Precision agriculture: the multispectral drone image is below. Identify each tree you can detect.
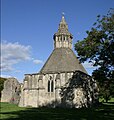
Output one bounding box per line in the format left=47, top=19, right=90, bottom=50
left=0, top=77, right=7, bottom=99
left=75, top=8, right=114, bottom=102
left=92, top=67, right=114, bottom=102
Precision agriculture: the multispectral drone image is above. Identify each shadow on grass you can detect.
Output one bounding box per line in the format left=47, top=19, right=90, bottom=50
left=1, top=103, right=114, bottom=120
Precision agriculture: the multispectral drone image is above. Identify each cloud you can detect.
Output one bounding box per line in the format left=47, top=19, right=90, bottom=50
left=1, top=41, right=43, bottom=72
left=33, top=59, right=43, bottom=64
left=0, top=74, right=13, bottom=78
left=1, top=41, right=31, bottom=72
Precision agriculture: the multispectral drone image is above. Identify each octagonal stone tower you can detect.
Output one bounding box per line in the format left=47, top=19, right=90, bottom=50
left=40, top=15, right=87, bottom=74
left=54, top=15, right=73, bottom=49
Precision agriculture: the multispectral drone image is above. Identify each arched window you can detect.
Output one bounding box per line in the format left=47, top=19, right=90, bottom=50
left=51, top=80, right=54, bottom=92
left=48, top=80, right=50, bottom=92
left=48, top=78, right=54, bottom=93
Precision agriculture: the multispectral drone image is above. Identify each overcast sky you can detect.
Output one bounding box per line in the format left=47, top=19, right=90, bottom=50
left=1, top=0, right=114, bottom=82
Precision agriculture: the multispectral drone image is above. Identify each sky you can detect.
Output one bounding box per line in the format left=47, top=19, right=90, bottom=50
left=1, top=0, right=114, bottom=82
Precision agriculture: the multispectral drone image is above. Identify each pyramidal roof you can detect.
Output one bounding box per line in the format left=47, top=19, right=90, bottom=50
left=40, top=48, right=87, bottom=73
left=40, top=15, right=87, bottom=74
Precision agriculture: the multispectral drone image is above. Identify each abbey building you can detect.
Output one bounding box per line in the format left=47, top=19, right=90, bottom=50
left=1, top=15, right=98, bottom=108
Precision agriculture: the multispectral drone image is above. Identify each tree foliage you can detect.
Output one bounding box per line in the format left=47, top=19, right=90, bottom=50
left=0, top=77, right=7, bottom=99
left=75, top=8, right=114, bottom=102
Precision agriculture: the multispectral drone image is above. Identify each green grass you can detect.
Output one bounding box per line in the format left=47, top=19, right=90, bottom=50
left=99, top=97, right=114, bottom=103
left=109, top=98, right=114, bottom=102
left=0, top=102, right=26, bottom=119
left=0, top=102, right=114, bottom=120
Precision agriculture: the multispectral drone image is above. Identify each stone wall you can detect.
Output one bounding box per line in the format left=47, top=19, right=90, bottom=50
left=19, top=72, right=74, bottom=107
left=19, top=71, right=98, bottom=108
left=1, top=78, right=21, bottom=104
left=60, top=71, right=99, bottom=108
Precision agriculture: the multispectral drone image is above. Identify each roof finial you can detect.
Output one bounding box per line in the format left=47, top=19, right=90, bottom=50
left=61, top=12, right=66, bottom=23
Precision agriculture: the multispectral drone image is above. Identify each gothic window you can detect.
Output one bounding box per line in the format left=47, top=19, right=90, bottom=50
left=51, top=80, right=54, bottom=92
left=48, top=77, right=54, bottom=92
left=48, top=80, right=50, bottom=92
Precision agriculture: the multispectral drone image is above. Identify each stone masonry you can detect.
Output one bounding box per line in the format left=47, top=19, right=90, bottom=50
left=1, top=78, right=21, bottom=104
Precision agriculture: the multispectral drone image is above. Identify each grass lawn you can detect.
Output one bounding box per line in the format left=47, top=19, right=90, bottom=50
left=0, top=102, right=114, bottom=120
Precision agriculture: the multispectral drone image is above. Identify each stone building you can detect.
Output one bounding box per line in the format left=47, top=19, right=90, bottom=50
left=19, top=16, right=98, bottom=108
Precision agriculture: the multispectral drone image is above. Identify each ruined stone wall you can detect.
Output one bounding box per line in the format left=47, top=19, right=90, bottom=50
left=1, top=78, right=21, bottom=104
